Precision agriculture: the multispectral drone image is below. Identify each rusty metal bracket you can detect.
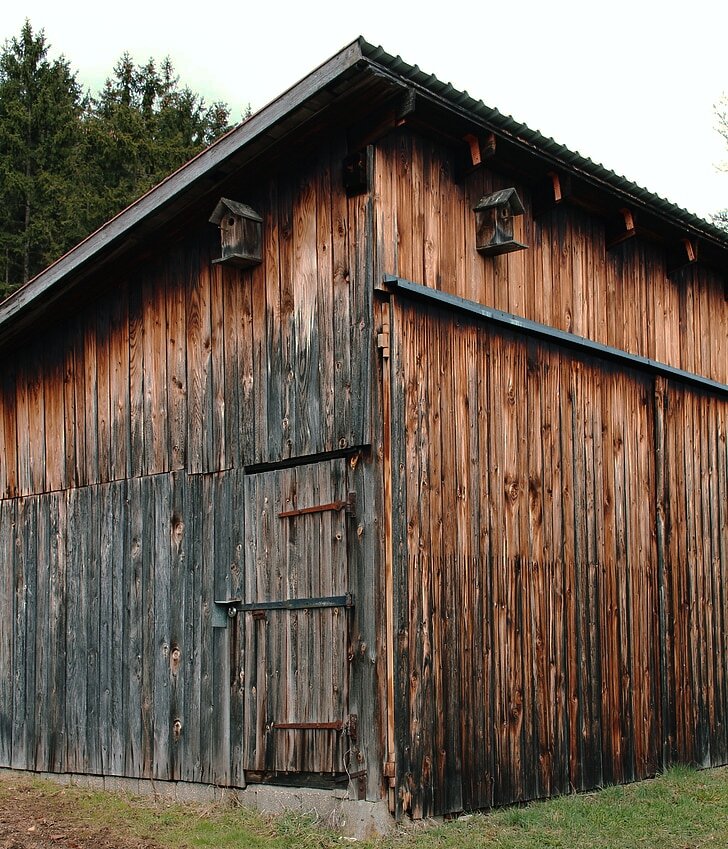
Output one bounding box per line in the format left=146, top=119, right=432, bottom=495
left=345, top=713, right=359, bottom=745
left=278, top=491, right=356, bottom=518
left=271, top=721, right=344, bottom=731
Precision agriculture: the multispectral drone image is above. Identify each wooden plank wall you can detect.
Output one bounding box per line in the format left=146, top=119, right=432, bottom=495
left=0, top=469, right=245, bottom=782
left=0, top=134, right=371, bottom=499
left=0, top=132, right=379, bottom=790
left=374, top=130, right=728, bottom=388
left=389, top=298, right=728, bottom=818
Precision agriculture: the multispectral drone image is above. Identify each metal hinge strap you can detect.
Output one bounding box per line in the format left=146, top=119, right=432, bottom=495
left=215, top=593, right=354, bottom=616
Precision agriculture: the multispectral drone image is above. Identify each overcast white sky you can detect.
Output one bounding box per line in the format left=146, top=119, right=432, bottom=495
left=3, top=0, right=728, bottom=221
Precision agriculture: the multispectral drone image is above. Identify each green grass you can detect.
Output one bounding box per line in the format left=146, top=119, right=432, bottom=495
left=3, top=766, right=728, bottom=848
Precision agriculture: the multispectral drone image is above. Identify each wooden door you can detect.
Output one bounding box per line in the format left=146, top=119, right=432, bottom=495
left=239, top=458, right=352, bottom=777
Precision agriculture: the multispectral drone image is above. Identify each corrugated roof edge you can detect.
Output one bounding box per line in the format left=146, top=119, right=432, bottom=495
left=356, top=36, right=728, bottom=249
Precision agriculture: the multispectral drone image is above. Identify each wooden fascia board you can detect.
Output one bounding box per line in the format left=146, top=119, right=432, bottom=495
left=0, top=39, right=367, bottom=341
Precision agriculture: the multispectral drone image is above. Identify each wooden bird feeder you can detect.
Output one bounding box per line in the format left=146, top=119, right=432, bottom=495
left=209, top=198, right=263, bottom=268
left=473, top=188, right=527, bottom=256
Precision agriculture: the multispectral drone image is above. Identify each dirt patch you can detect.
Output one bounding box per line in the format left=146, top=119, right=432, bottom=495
left=0, top=780, right=164, bottom=849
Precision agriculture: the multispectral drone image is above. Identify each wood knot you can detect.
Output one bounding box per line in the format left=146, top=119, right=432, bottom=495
left=173, top=719, right=183, bottom=739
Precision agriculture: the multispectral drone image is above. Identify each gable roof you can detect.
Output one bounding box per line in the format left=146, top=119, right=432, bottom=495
left=1, top=37, right=726, bottom=345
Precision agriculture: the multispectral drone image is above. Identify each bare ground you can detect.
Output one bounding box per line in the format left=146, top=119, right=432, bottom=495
left=0, top=779, right=163, bottom=849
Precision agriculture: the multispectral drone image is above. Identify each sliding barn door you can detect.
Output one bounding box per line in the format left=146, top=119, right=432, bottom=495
left=239, top=458, right=352, bottom=776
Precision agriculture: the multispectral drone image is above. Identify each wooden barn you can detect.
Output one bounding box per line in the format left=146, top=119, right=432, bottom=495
left=0, top=38, right=727, bottom=821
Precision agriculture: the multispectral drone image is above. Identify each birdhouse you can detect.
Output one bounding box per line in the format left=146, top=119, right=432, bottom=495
left=209, top=198, right=263, bottom=269
left=473, top=188, right=527, bottom=256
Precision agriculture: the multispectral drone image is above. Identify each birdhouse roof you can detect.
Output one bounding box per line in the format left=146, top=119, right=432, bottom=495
left=473, top=188, right=525, bottom=215
left=209, top=198, right=263, bottom=225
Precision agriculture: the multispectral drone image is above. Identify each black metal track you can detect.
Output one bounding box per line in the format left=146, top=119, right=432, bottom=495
left=383, top=274, right=728, bottom=398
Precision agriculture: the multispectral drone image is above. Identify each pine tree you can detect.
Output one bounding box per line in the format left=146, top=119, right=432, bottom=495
left=0, top=21, right=83, bottom=296
left=0, top=24, right=235, bottom=299
left=80, top=54, right=233, bottom=228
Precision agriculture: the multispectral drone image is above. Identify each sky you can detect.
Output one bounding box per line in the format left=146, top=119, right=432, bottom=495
left=3, top=0, right=728, bottom=221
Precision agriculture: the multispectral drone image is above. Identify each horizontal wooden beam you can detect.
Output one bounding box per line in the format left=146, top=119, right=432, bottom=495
left=380, top=274, right=728, bottom=397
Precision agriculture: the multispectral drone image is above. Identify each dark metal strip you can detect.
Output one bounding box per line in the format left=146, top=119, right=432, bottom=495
left=271, top=721, right=344, bottom=731
left=382, top=274, right=728, bottom=398
left=244, top=446, right=365, bottom=475
left=216, top=593, right=354, bottom=612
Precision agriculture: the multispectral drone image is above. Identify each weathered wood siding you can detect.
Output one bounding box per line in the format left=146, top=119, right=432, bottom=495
left=0, top=135, right=380, bottom=792
left=374, top=130, right=728, bottom=387
left=388, top=297, right=728, bottom=817
left=0, top=138, right=372, bottom=498
left=0, top=471, right=242, bottom=782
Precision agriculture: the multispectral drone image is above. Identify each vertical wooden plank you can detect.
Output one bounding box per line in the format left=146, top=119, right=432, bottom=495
left=182, top=472, right=202, bottom=782
left=83, top=314, right=99, bottom=486
left=65, top=487, right=87, bottom=773
left=209, top=257, right=227, bottom=471
left=293, top=165, right=320, bottom=457
left=140, top=474, right=155, bottom=777
left=0, top=499, right=15, bottom=765
left=33, top=496, right=50, bottom=770
left=43, top=336, right=67, bottom=492
left=186, top=238, right=211, bottom=475
left=333, top=165, right=352, bottom=450
left=96, top=299, right=112, bottom=484
left=277, top=173, right=295, bottom=463
left=98, top=482, right=114, bottom=774
left=142, top=269, right=169, bottom=475
left=654, top=377, right=671, bottom=767
left=199, top=473, right=214, bottom=779
left=47, top=491, right=67, bottom=772
left=1, top=364, right=18, bottom=498
left=442, top=312, right=465, bottom=812
left=27, top=353, right=46, bottom=495
left=124, top=476, right=143, bottom=775
left=167, top=251, right=187, bottom=472
left=221, top=262, right=241, bottom=471
left=395, top=132, right=413, bottom=283
left=85, top=484, right=101, bottom=775
left=153, top=473, right=172, bottom=780
left=128, top=279, right=145, bottom=479
left=228, top=468, right=246, bottom=788
left=62, top=328, right=78, bottom=488
left=168, top=471, right=186, bottom=780
left=109, top=282, right=131, bottom=481
left=347, top=183, right=374, bottom=446
left=15, top=362, right=32, bottom=496
left=251, top=180, right=276, bottom=465
left=212, top=471, right=231, bottom=784
left=316, top=145, right=335, bottom=452
left=109, top=480, right=126, bottom=775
